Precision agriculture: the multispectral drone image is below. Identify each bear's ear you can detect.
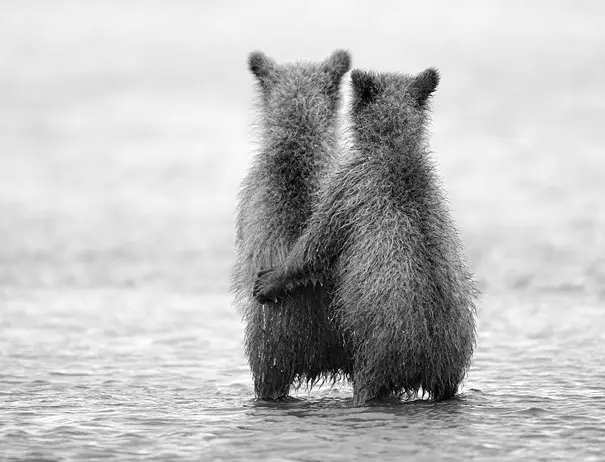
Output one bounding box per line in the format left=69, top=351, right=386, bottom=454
left=351, top=70, right=380, bottom=109
left=322, top=49, right=352, bottom=82
left=248, top=51, right=277, bottom=89
left=409, top=68, right=440, bottom=107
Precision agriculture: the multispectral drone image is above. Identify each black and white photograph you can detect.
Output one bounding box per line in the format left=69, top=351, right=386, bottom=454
left=1, top=1, right=604, bottom=460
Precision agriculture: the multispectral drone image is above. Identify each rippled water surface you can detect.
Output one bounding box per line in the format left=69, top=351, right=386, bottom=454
left=2, top=291, right=605, bottom=461
left=2, top=1, right=605, bottom=460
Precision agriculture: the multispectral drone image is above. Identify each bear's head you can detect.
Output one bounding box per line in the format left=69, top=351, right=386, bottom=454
left=349, top=68, right=440, bottom=145
left=248, top=50, right=352, bottom=134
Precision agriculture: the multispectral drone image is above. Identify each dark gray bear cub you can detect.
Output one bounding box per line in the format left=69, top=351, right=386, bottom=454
left=232, top=50, right=352, bottom=400
left=254, top=68, right=478, bottom=406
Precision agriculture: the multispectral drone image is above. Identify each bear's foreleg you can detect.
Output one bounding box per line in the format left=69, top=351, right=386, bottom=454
left=253, top=267, right=321, bottom=305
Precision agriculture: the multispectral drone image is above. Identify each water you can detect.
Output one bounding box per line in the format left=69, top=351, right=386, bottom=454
left=2, top=290, right=604, bottom=460
left=2, top=1, right=605, bottom=460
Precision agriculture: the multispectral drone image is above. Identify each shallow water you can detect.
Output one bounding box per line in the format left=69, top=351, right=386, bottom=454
left=2, top=1, right=605, bottom=460
left=2, top=290, right=604, bottom=461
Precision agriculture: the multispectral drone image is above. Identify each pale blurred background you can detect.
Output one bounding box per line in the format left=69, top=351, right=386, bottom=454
left=2, top=0, right=604, bottom=297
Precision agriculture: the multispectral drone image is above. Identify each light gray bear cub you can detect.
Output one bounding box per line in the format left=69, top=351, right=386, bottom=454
left=254, top=68, right=478, bottom=406
left=232, top=50, right=353, bottom=400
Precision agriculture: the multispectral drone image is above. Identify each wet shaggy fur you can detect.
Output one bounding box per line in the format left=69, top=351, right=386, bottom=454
left=232, top=50, right=353, bottom=400
left=254, top=68, right=478, bottom=406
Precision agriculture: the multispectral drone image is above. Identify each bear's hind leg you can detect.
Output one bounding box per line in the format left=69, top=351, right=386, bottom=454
left=428, top=379, right=459, bottom=402
left=352, top=385, right=370, bottom=406
left=246, top=304, right=298, bottom=401
left=352, top=370, right=385, bottom=406
left=253, top=367, right=293, bottom=401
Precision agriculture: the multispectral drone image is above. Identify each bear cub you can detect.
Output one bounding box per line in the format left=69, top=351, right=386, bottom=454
left=254, top=68, right=478, bottom=406
left=232, top=50, right=353, bottom=400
